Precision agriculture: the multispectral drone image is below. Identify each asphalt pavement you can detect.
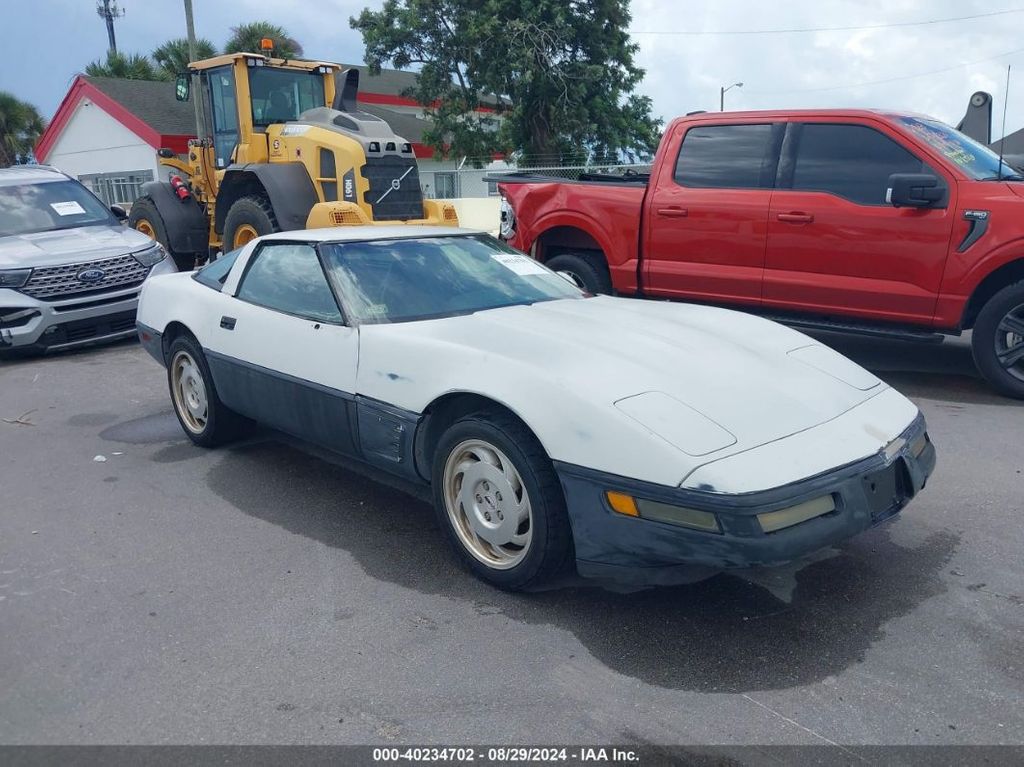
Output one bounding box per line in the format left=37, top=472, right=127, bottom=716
left=0, top=331, right=1021, bottom=747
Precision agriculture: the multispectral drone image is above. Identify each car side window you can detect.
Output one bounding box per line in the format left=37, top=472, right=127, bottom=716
left=790, top=123, right=935, bottom=206
left=674, top=124, right=777, bottom=189
left=236, top=243, right=343, bottom=323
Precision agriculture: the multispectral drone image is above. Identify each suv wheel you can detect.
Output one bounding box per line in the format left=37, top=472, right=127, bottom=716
left=971, top=280, right=1024, bottom=399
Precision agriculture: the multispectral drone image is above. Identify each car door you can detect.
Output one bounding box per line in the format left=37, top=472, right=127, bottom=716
left=642, top=121, right=784, bottom=306
left=203, top=240, right=360, bottom=455
left=764, top=120, right=956, bottom=325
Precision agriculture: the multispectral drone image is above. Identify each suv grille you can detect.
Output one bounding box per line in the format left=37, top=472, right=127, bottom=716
left=20, top=254, right=150, bottom=301
left=361, top=156, right=424, bottom=221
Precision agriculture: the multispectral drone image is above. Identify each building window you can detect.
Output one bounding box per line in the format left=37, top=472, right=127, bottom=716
left=79, top=170, right=155, bottom=207
left=434, top=171, right=459, bottom=199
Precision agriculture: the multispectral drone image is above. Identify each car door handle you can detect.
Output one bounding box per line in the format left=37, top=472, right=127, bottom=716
left=656, top=207, right=688, bottom=218
left=777, top=212, right=814, bottom=224
left=220, top=316, right=236, bottom=330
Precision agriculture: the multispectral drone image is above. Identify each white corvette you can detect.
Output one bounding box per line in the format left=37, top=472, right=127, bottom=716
left=136, top=227, right=935, bottom=589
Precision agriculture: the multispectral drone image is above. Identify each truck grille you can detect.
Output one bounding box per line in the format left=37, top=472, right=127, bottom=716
left=361, top=156, right=424, bottom=221
left=20, top=254, right=150, bottom=301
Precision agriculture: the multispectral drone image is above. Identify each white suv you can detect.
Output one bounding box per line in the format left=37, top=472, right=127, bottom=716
left=0, top=165, right=176, bottom=354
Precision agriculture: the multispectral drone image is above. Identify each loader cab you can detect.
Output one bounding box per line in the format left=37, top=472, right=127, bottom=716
left=178, top=53, right=337, bottom=175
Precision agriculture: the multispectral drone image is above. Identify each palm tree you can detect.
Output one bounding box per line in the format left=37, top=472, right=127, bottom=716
left=225, top=21, right=303, bottom=58
left=85, top=51, right=168, bottom=81
left=152, top=37, right=218, bottom=78
left=0, top=92, right=46, bottom=167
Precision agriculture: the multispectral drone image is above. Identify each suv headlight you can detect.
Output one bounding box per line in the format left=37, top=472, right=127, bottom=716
left=0, top=268, right=32, bottom=288
left=133, top=243, right=167, bottom=267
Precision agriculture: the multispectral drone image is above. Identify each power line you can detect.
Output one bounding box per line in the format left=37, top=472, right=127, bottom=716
left=746, top=46, right=1024, bottom=95
left=630, top=8, right=1024, bottom=36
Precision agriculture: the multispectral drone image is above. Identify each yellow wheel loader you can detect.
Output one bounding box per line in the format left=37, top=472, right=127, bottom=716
left=129, top=45, right=458, bottom=269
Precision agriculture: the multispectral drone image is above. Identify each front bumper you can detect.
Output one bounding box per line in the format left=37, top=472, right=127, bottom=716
left=0, top=258, right=175, bottom=353
left=556, top=414, right=936, bottom=585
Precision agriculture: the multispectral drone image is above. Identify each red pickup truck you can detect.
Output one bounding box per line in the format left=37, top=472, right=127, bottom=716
left=497, top=109, right=1024, bottom=398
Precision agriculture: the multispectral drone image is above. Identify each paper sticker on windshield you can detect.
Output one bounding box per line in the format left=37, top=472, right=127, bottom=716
left=50, top=201, right=86, bottom=216
left=491, top=252, right=547, bottom=276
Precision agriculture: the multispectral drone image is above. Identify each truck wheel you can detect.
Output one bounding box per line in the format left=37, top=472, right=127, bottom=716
left=223, top=196, right=279, bottom=250
left=971, top=280, right=1024, bottom=399
left=128, top=197, right=198, bottom=271
left=432, top=411, right=574, bottom=591
left=546, top=252, right=612, bottom=294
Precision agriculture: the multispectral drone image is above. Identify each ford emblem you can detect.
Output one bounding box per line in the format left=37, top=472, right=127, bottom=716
left=77, top=268, right=106, bottom=283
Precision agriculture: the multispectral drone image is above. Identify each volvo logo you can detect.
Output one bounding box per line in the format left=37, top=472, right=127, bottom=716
left=77, top=268, right=106, bottom=283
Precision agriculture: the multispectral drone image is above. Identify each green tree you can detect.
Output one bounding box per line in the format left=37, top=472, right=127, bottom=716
left=351, top=0, right=662, bottom=163
left=152, top=37, right=218, bottom=78
left=85, top=51, right=168, bottom=81
left=224, top=21, right=303, bottom=58
left=0, top=91, right=46, bottom=167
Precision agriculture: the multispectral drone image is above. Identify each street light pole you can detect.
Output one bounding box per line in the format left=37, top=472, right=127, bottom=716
left=720, top=82, right=744, bottom=111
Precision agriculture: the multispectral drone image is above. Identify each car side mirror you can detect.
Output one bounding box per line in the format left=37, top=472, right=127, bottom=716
left=110, top=204, right=128, bottom=221
left=175, top=73, right=191, bottom=102
left=888, top=173, right=944, bottom=208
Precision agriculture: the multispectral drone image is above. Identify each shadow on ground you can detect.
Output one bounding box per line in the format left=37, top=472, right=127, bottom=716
left=205, top=439, right=959, bottom=695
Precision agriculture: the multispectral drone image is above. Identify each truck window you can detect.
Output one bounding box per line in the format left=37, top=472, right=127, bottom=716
left=790, top=123, right=931, bottom=205
left=674, top=124, right=776, bottom=189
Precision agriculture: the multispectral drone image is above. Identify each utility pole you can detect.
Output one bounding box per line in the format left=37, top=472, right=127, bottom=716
left=96, top=0, right=124, bottom=55
left=183, top=0, right=205, bottom=139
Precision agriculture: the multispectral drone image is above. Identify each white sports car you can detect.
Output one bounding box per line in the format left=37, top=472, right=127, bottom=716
left=136, top=227, right=935, bottom=590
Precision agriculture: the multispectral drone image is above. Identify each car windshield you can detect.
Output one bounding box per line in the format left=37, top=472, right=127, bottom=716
left=897, top=116, right=1024, bottom=180
left=0, top=179, right=116, bottom=237
left=319, top=234, right=585, bottom=324
left=193, top=247, right=242, bottom=289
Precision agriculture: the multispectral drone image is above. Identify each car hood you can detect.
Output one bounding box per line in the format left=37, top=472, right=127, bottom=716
left=389, top=296, right=885, bottom=458
left=0, top=224, right=153, bottom=269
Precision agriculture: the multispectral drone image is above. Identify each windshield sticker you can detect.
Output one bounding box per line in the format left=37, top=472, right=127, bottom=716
left=50, top=201, right=87, bottom=216
left=903, top=121, right=976, bottom=166
left=491, top=252, right=548, bottom=276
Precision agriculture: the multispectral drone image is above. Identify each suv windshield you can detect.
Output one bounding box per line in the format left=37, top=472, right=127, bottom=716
left=320, top=234, right=585, bottom=324
left=0, top=179, right=116, bottom=237
left=898, top=116, right=1023, bottom=180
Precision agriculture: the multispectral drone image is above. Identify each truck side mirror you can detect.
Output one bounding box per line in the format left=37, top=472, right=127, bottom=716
left=888, top=173, right=944, bottom=208
left=175, top=73, right=191, bottom=102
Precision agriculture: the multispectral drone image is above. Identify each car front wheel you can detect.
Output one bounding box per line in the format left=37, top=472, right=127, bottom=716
left=432, top=412, right=573, bottom=590
left=167, top=335, right=246, bottom=446
left=972, top=280, right=1024, bottom=399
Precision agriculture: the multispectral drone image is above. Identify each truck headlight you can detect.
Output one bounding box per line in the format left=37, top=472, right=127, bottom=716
left=133, top=243, right=167, bottom=267
left=0, top=268, right=32, bottom=288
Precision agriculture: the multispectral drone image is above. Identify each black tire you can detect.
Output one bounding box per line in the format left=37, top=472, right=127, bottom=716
left=127, top=197, right=197, bottom=271
left=222, top=195, right=279, bottom=251
left=546, top=252, right=613, bottom=294
left=166, top=335, right=247, bottom=447
left=431, top=411, right=574, bottom=590
left=971, top=280, right=1024, bottom=399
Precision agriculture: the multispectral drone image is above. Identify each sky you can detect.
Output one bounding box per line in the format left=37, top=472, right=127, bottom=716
left=3, top=0, right=1024, bottom=141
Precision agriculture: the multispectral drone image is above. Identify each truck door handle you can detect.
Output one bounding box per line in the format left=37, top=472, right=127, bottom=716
left=220, top=316, right=236, bottom=330
left=656, top=207, right=688, bottom=218
left=777, top=212, right=814, bottom=224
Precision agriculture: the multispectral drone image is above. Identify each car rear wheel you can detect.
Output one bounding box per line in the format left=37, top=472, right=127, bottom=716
left=432, top=412, right=573, bottom=590
left=128, top=197, right=198, bottom=271
left=167, top=335, right=246, bottom=446
left=546, top=252, right=612, bottom=295
left=972, top=280, right=1024, bottom=399
left=223, top=196, right=279, bottom=251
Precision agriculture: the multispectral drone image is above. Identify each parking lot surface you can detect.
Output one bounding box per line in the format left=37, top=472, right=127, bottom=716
left=0, top=331, right=1021, bottom=746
